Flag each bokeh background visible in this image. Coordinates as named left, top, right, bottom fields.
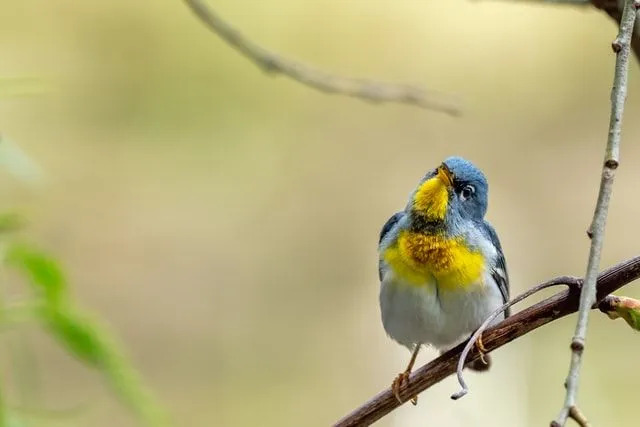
left=1, top=0, right=639, bottom=426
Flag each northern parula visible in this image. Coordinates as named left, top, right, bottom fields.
left=378, top=156, right=509, bottom=404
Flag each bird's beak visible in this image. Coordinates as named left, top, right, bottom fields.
left=436, top=163, right=454, bottom=188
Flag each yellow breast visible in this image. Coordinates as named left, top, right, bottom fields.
left=383, top=230, right=485, bottom=290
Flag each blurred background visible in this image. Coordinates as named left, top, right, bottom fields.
left=1, top=0, right=639, bottom=426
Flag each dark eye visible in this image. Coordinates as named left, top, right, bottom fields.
left=460, top=185, right=475, bottom=201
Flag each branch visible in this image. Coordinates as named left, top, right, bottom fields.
left=182, top=0, right=461, bottom=115
left=552, top=1, right=636, bottom=425
left=333, top=255, right=640, bottom=427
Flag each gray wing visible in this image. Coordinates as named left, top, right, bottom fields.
left=480, top=221, right=510, bottom=317
left=379, top=212, right=404, bottom=244
left=378, top=212, right=404, bottom=280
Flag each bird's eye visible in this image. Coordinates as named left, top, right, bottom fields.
left=460, top=185, right=475, bottom=201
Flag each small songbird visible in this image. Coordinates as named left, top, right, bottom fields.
left=378, top=156, right=509, bottom=404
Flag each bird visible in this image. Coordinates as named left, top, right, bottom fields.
left=378, top=156, right=509, bottom=404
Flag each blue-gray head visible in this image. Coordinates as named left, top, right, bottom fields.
left=409, top=156, right=489, bottom=223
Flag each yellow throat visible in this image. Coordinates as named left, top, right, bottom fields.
left=412, top=166, right=452, bottom=221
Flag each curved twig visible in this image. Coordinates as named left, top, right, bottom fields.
left=451, top=276, right=581, bottom=400
left=333, top=255, right=640, bottom=427
left=182, top=0, right=461, bottom=115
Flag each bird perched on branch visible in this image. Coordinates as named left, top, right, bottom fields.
left=378, top=156, right=509, bottom=404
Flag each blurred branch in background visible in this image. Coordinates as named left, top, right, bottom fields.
left=334, top=255, right=640, bottom=427
left=182, top=0, right=461, bottom=115
left=553, top=1, right=637, bottom=425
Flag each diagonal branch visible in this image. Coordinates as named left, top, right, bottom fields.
left=182, top=0, right=461, bottom=115
left=552, top=1, right=636, bottom=425
left=333, top=255, right=640, bottom=427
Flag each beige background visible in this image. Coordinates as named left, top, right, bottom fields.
left=1, top=0, right=639, bottom=426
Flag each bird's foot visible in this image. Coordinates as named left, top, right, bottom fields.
left=475, top=333, right=489, bottom=365
left=392, top=371, right=418, bottom=405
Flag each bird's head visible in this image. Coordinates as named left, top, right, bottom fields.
left=409, top=156, right=488, bottom=224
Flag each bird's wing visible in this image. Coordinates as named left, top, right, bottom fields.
left=481, top=221, right=510, bottom=317
left=379, top=211, right=405, bottom=244
left=378, top=212, right=405, bottom=281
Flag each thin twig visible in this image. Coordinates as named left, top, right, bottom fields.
left=451, top=276, right=582, bottom=400
left=553, top=1, right=637, bottom=425
left=334, top=255, right=640, bottom=427
left=182, top=0, right=461, bottom=115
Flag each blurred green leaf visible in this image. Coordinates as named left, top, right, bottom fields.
left=101, top=348, right=170, bottom=427
left=0, top=213, right=24, bottom=234
left=46, top=309, right=107, bottom=368
left=0, top=377, right=8, bottom=427
left=46, top=308, right=169, bottom=426
left=599, top=295, right=640, bottom=331
left=5, top=244, right=169, bottom=426
left=5, top=244, right=66, bottom=305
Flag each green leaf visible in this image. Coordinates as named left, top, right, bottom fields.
left=6, top=245, right=169, bottom=426
left=46, top=308, right=169, bottom=426
left=0, top=213, right=25, bottom=234
left=5, top=244, right=67, bottom=305
left=598, top=295, right=640, bottom=331
left=46, top=309, right=107, bottom=368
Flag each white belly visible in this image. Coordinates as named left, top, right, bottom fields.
left=379, top=270, right=504, bottom=350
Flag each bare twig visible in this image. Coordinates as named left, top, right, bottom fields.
left=182, top=0, right=461, bottom=115
left=553, top=1, right=636, bottom=425
left=334, top=255, right=640, bottom=427
left=451, top=276, right=582, bottom=400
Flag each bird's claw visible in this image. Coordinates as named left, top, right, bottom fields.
left=391, top=371, right=418, bottom=405
left=475, top=333, right=488, bottom=365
